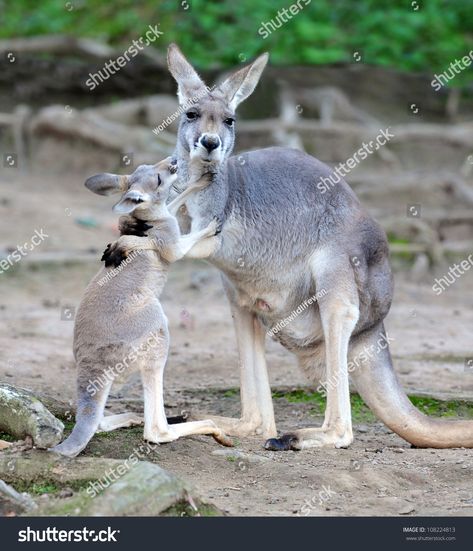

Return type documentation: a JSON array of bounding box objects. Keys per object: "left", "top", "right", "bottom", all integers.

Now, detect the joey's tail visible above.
[
  {"left": 50, "top": 377, "right": 112, "bottom": 458},
  {"left": 350, "top": 322, "right": 473, "bottom": 448}
]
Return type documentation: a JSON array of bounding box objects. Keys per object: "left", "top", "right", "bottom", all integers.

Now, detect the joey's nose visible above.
[{"left": 200, "top": 135, "right": 220, "bottom": 152}]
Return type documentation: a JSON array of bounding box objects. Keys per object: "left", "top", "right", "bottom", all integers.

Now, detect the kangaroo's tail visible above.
[
  {"left": 350, "top": 322, "right": 473, "bottom": 448},
  {"left": 50, "top": 375, "right": 112, "bottom": 458}
]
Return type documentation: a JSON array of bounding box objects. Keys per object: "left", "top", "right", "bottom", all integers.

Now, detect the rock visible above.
[
  {"left": 399, "top": 504, "right": 416, "bottom": 515},
  {"left": 0, "top": 451, "right": 220, "bottom": 517},
  {"left": 0, "top": 384, "right": 64, "bottom": 448},
  {"left": 83, "top": 462, "right": 192, "bottom": 516},
  {"left": 0, "top": 480, "right": 37, "bottom": 516}
]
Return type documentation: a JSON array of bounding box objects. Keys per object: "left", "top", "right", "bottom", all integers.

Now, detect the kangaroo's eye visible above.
[
  {"left": 157, "top": 174, "right": 162, "bottom": 187},
  {"left": 186, "top": 111, "right": 198, "bottom": 121},
  {"left": 224, "top": 117, "right": 235, "bottom": 127}
]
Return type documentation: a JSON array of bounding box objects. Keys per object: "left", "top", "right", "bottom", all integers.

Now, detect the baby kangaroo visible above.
[{"left": 52, "top": 157, "right": 231, "bottom": 457}]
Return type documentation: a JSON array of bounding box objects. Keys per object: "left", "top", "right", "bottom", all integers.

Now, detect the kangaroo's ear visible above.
[
  {"left": 217, "top": 53, "right": 268, "bottom": 111},
  {"left": 84, "top": 173, "right": 128, "bottom": 196},
  {"left": 113, "top": 190, "right": 147, "bottom": 214},
  {"left": 167, "top": 43, "right": 206, "bottom": 106}
]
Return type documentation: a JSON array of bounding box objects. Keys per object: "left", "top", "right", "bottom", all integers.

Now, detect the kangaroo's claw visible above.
[{"left": 102, "top": 242, "right": 128, "bottom": 268}]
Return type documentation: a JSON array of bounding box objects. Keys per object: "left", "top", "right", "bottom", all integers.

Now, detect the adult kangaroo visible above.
[{"left": 121, "top": 43, "right": 473, "bottom": 451}]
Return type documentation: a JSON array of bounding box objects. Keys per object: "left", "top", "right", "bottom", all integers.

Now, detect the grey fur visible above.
[
  {"left": 164, "top": 44, "right": 473, "bottom": 449},
  {"left": 52, "top": 158, "right": 229, "bottom": 457}
]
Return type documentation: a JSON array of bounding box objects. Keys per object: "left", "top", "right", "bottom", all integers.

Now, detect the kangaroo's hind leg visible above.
[
  {"left": 266, "top": 250, "right": 359, "bottom": 450},
  {"left": 51, "top": 363, "right": 113, "bottom": 458},
  {"left": 98, "top": 412, "right": 144, "bottom": 432}
]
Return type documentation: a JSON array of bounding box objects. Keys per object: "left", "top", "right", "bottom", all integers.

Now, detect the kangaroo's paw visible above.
[
  {"left": 119, "top": 215, "right": 152, "bottom": 237},
  {"left": 189, "top": 413, "right": 276, "bottom": 439},
  {"left": 265, "top": 426, "right": 353, "bottom": 451},
  {"left": 101, "top": 241, "right": 128, "bottom": 268}
]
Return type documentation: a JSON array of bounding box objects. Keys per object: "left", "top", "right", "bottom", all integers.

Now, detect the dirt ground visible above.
[{"left": 1, "top": 169, "right": 473, "bottom": 516}]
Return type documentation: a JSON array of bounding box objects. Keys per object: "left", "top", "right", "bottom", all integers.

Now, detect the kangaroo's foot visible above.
[
  {"left": 144, "top": 420, "right": 233, "bottom": 447},
  {"left": 98, "top": 412, "right": 144, "bottom": 432},
  {"left": 189, "top": 413, "right": 277, "bottom": 439},
  {"left": 264, "top": 426, "right": 353, "bottom": 451}
]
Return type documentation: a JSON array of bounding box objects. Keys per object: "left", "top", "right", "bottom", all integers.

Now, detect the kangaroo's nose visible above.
[{"left": 200, "top": 134, "right": 221, "bottom": 152}]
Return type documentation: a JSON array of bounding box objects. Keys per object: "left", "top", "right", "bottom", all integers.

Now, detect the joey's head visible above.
[
  {"left": 167, "top": 43, "right": 268, "bottom": 166},
  {"left": 84, "top": 157, "right": 178, "bottom": 219}
]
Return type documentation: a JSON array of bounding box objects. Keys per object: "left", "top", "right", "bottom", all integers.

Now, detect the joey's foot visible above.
[
  {"left": 101, "top": 242, "right": 128, "bottom": 268},
  {"left": 189, "top": 413, "right": 276, "bottom": 439},
  {"left": 119, "top": 216, "right": 152, "bottom": 237},
  {"left": 211, "top": 430, "right": 234, "bottom": 448}
]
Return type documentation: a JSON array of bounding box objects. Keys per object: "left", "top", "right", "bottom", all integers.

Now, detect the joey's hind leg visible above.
[
  {"left": 51, "top": 366, "right": 113, "bottom": 458},
  {"left": 265, "top": 255, "right": 359, "bottom": 451},
  {"left": 98, "top": 412, "right": 144, "bottom": 432},
  {"left": 140, "top": 336, "right": 232, "bottom": 446}
]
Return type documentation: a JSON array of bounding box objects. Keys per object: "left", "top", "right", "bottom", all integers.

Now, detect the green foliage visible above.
[
  {"left": 273, "top": 389, "right": 473, "bottom": 422},
  {"left": 1, "top": 0, "right": 472, "bottom": 81}
]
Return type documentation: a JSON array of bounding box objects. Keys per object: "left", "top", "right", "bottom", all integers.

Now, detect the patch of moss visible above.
[
  {"left": 0, "top": 431, "right": 15, "bottom": 442},
  {"left": 409, "top": 396, "right": 473, "bottom": 418},
  {"left": 272, "top": 389, "right": 473, "bottom": 422},
  {"left": 223, "top": 388, "right": 239, "bottom": 398}
]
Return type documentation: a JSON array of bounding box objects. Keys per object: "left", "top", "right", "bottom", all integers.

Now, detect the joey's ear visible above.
[
  {"left": 113, "top": 190, "right": 146, "bottom": 214},
  {"left": 167, "top": 43, "right": 207, "bottom": 105},
  {"left": 84, "top": 173, "right": 128, "bottom": 196},
  {"left": 217, "top": 52, "right": 268, "bottom": 111}
]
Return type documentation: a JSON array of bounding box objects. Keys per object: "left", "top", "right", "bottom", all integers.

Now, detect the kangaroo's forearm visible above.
[{"left": 184, "top": 236, "right": 221, "bottom": 259}]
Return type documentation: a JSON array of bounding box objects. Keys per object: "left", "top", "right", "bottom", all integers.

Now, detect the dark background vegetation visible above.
[{"left": 2, "top": 0, "right": 473, "bottom": 78}]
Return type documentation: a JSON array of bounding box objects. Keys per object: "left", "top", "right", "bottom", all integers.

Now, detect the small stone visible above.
[{"left": 399, "top": 505, "right": 416, "bottom": 515}]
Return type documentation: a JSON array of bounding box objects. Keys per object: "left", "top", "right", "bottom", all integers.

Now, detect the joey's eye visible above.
[
  {"left": 186, "top": 111, "right": 198, "bottom": 121},
  {"left": 224, "top": 117, "right": 235, "bottom": 127}
]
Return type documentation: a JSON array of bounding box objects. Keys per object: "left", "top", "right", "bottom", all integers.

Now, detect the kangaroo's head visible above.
[
  {"left": 84, "top": 157, "right": 178, "bottom": 218},
  {"left": 167, "top": 43, "right": 268, "bottom": 165}
]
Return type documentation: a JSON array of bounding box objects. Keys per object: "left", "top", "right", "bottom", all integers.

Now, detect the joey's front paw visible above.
[
  {"left": 101, "top": 241, "right": 128, "bottom": 268},
  {"left": 119, "top": 216, "right": 152, "bottom": 237}
]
